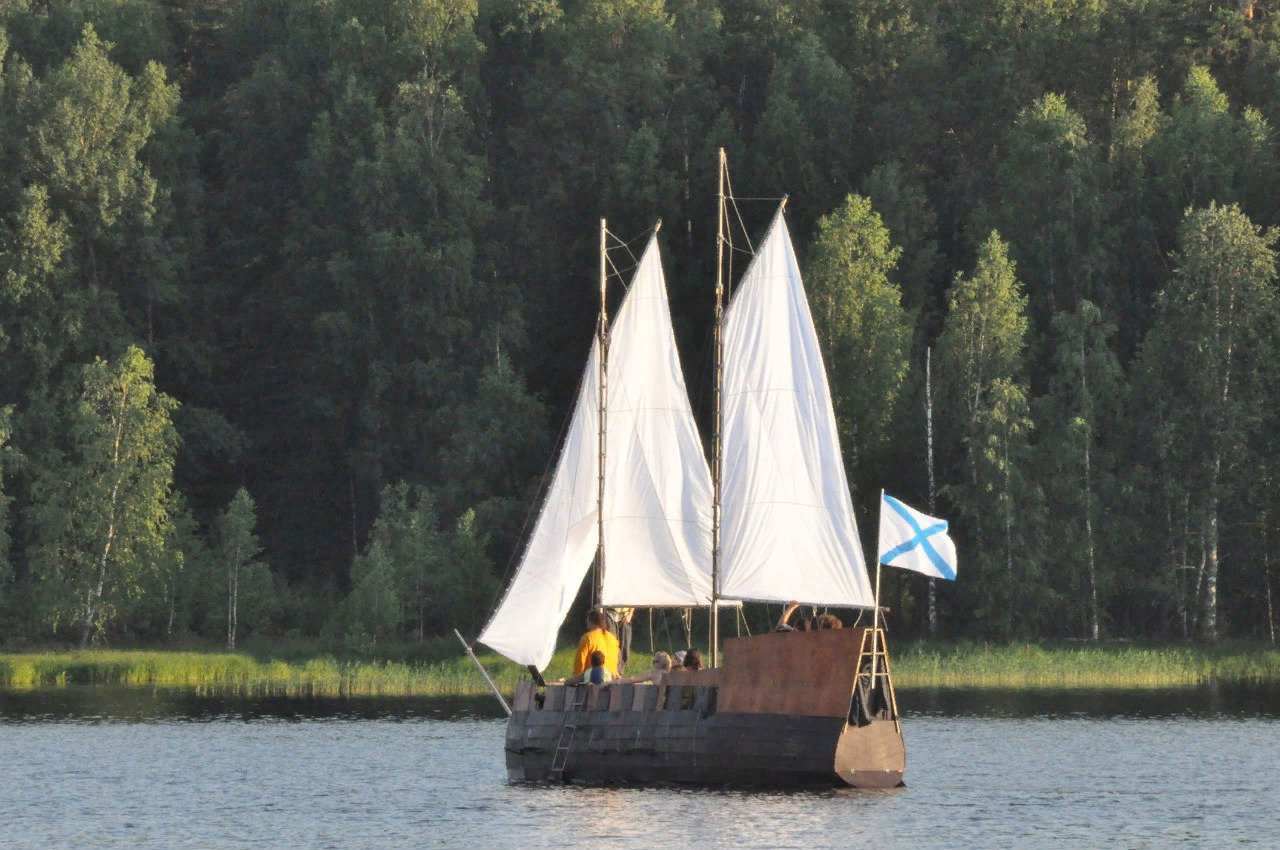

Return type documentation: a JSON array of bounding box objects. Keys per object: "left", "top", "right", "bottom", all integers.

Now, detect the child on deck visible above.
[{"left": 581, "top": 650, "right": 614, "bottom": 685}]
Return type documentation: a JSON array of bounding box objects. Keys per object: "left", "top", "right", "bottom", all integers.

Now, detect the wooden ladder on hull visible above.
[
  {"left": 854, "top": 628, "right": 902, "bottom": 734},
  {"left": 548, "top": 685, "right": 590, "bottom": 781}
]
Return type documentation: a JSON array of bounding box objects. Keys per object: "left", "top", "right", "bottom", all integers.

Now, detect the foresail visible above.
[
  {"left": 718, "top": 212, "right": 874, "bottom": 607},
  {"left": 478, "top": 340, "right": 600, "bottom": 670},
  {"left": 600, "top": 237, "right": 714, "bottom": 607}
]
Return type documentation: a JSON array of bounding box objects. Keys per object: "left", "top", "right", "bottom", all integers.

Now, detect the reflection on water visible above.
[
  {"left": 2, "top": 685, "right": 1278, "bottom": 849},
  {"left": 4, "top": 683, "right": 1278, "bottom": 723}
]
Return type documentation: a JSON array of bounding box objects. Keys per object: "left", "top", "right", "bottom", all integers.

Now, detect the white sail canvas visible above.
[
  {"left": 600, "top": 238, "right": 714, "bottom": 607},
  {"left": 478, "top": 340, "right": 601, "bottom": 670},
  {"left": 479, "top": 235, "right": 718, "bottom": 671},
  {"left": 718, "top": 212, "right": 875, "bottom": 607}
]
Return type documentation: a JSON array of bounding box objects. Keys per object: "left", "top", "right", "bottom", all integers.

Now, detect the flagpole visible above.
[{"left": 871, "top": 490, "right": 884, "bottom": 688}]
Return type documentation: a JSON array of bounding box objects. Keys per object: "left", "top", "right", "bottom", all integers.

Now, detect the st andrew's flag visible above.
[{"left": 877, "top": 493, "right": 958, "bottom": 581}]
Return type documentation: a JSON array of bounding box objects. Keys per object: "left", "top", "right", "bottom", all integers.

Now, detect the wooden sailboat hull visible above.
[{"left": 504, "top": 628, "right": 905, "bottom": 788}]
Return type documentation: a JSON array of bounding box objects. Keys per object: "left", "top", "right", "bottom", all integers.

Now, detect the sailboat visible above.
[{"left": 476, "top": 153, "right": 905, "bottom": 788}]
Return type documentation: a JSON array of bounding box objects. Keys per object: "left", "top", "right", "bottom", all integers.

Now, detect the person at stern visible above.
[{"left": 572, "top": 609, "right": 621, "bottom": 678}]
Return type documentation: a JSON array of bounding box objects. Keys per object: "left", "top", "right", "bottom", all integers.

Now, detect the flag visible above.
[{"left": 878, "top": 493, "right": 957, "bottom": 580}]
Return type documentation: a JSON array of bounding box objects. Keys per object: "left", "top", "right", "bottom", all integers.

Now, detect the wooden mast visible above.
[
  {"left": 711, "top": 149, "right": 727, "bottom": 667},
  {"left": 595, "top": 217, "right": 608, "bottom": 609}
]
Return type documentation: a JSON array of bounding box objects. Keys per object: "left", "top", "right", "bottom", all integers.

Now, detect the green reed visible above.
[
  {"left": 890, "top": 641, "right": 1280, "bottom": 688},
  {"left": 2, "top": 642, "right": 1277, "bottom": 696},
  {"left": 0, "top": 649, "right": 554, "bottom": 697}
]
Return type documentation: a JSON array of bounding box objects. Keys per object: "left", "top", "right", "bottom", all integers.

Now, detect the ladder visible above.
[
  {"left": 548, "top": 684, "right": 590, "bottom": 781},
  {"left": 854, "top": 628, "right": 902, "bottom": 733}
]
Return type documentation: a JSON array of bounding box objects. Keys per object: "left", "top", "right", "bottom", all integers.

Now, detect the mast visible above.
[
  {"left": 711, "top": 149, "right": 727, "bottom": 668},
  {"left": 595, "top": 217, "right": 608, "bottom": 609}
]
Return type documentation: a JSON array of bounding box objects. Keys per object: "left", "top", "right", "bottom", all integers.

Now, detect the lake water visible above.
[{"left": 2, "top": 686, "right": 1278, "bottom": 849}]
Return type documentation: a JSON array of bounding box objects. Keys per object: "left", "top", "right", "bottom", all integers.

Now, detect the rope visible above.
[{"left": 723, "top": 167, "right": 755, "bottom": 256}]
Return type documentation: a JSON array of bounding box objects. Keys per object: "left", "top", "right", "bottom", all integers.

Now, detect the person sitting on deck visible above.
[
  {"left": 682, "top": 647, "right": 703, "bottom": 671},
  {"left": 775, "top": 601, "right": 813, "bottom": 632},
  {"left": 815, "top": 613, "right": 843, "bottom": 630},
  {"left": 571, "top": 608, "right": 621, "bottom": 679},
  {"left": 622, "top": 651, "right": 672, "bottom": 685},
  {"left": 580, "top": 650, "right": 614, "bottom": 685}
]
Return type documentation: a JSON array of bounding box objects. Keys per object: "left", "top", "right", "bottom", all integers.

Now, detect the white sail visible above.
[
  {"left": 479, "top": 235, "right": 717, "bottom": 670},
  {"left": 478, "top": 340, "right": 601, "bottom": 670},
  {"left": 600, "top": 237, "right": 714, "bottom": 606},
  {"left": 718, "top": 211, "right": 875, "bottom": 607}
]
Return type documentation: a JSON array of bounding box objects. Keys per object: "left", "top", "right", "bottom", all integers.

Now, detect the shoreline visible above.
[{"left": 2, "top": 642, "right": 1278, "bottom": 697}]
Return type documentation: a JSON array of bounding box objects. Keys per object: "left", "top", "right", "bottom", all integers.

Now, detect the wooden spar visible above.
[
  {"left": 926, "top": 346, "right": 937, "bottom": 636},
  {"left": 711, "top": 148, "right": 727, "bottom": 668},
  {"left": 454, "top": 628, "right": 512, "bottom": 716},
  {"left": 595, "top": 217, "right": 608, "bottom": 609}
]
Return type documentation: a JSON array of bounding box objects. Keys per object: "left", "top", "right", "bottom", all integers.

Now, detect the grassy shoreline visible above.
[{"left": 1, "top": 642, "right": 1278, "bottom": 697}]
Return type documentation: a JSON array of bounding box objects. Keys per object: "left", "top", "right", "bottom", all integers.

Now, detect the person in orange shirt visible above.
[{"left": 571, "top": 609, "right": 620, "bottom": 678}]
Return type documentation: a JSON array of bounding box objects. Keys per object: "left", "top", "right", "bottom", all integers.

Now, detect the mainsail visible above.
[
  {"left": 599, "top": 238, "right": 714, "bottom": 606},
  {"left": 717, "top": 210, "right": 875, "bottom": 607},
  {"left": 479, "top": 236, "right": 713, "bottom": 670}
]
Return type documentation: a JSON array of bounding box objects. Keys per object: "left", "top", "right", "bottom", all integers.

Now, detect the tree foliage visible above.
[
  {"left": 3, "top": 1, "right": 1280, "bottom": 645},
  {"left": 25, "top": 345, "right": 178, "bottom": 645}
]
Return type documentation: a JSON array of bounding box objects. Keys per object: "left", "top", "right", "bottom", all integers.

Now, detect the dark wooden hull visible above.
[{"left": 504, "top": 628, "right": 905, "bottom": 788}]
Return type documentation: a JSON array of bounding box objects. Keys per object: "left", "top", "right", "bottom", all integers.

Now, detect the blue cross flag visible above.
[{"left": 877, "top": 493, "right": 958, "bottom": 581}]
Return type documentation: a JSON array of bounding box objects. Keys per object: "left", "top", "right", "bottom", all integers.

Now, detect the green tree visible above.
[
  {"left": 438, "top": 508, "right": 496, "bottom": 637},
  {"left": 16, "top": 25, "right": 180, "bottom": 347},
  {"left": 0, "top": 405, "right": 12, "bottom": 586},
  {"left": 347, "top": 483, "right": 443, "bottom": 641},
  {"left": 992, "top": 93, "right": 1108, "bottom": 321},
  {"left": 806, "top": 194, "right": 912, "bottom": 491},
  {"left": 214, "top": 487, "right": 265, "bottom": 650},
  {"left": 1035, "top": 301, "right": 1124, "bottom": 639},
  {"left": 0, "top": 185, "right": 73, "bottom": 401},
  {"left": 860, "top": 160, "right": 942, "bottom": 320},
  {"left": 1147, "top": 67, "right": 1276, "bottom": 253},
  {"left": 1107, "top": 76, "right": 1163, "bottom": 342},
  {"left": 1138, "top": 202, "right": 1277, "bottom": 641},
  {"left": 345, "top": 542, "right": 402, "bottom": 643},
  {"left": 26, "top": 345, "right": 178, "bottom": 646},
  {"left": 938, "top": 232, "right": 1042, "bottom": 636},
  {"left": 344, "top": 483, "right": 497, "bottom": 640},
  {"left": 753, "top": 34, "right": 857, "bottom": 225}
]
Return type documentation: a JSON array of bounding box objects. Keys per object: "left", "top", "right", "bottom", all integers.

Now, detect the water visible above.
[{"left": 2, "top": 686, "right": 1278, "bottom": 849}]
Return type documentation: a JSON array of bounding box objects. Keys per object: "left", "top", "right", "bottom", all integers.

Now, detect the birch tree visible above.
[
  {"left": 1037, "top": 301, "right": 1123, "bottom": 639},
  {"left": 215, "top": 488, "right": 262, "bottom": 650},
  {"left": 807, "top": 194, "right": 912, "bottom": 492},
  {"left": 1139, "top": 203, "right": 1277, "bottom": 641},
  {"left": 938, "top": 232, "right": 1042, "bottom": 635},
  {"left": 27, "top": 345, "right": 177, "bottom": 646}
]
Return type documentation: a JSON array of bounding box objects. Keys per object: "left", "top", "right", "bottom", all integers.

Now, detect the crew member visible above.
[{"left": 572, "top": 608, "right": 621, "bottom": 678}]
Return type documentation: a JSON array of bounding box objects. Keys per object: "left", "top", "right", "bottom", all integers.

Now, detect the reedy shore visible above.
[{"left": 2, "top": 642, "right": 1278, "bottom": 698}]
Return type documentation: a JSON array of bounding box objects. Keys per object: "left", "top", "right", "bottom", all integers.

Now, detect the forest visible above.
[{"left": 0, "top": 0, "right": 1278, "bottom": 650}]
